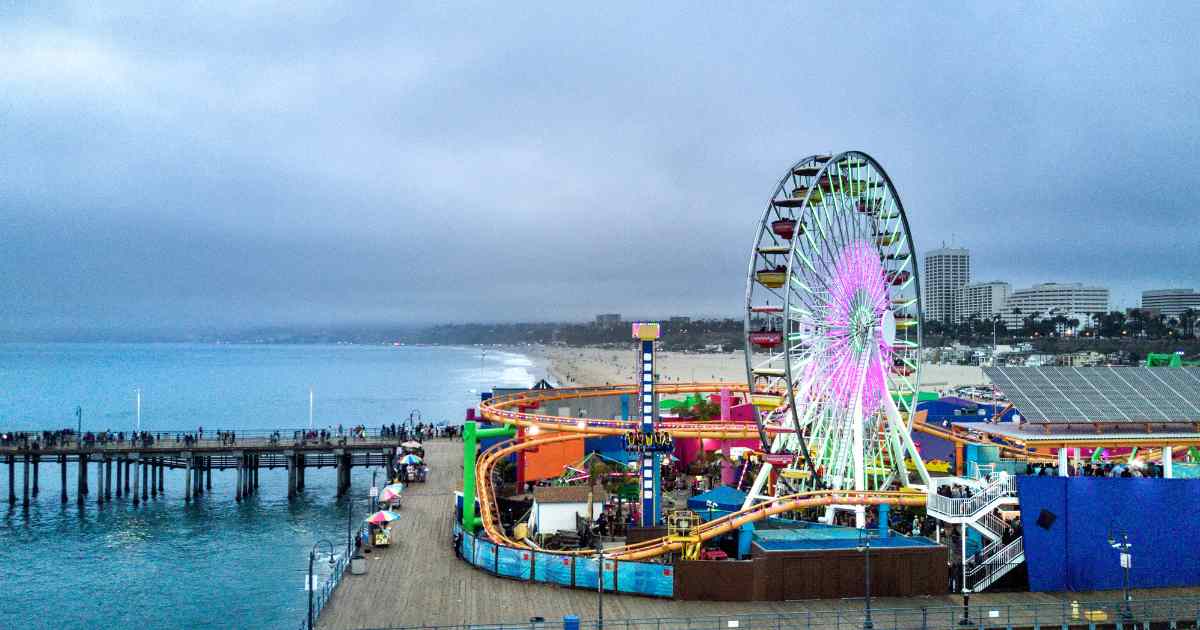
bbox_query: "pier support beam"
[7,456,13,504]
[206,457,212,491]
[96,458,104,505]
[124,459,131,494]
[60,455,67,504]
[142,458,149,501]
[23,455,30,508]
[184,453,193,503]
[77,453,87,505]
[104,458,112,501]
[150,459,157,497]
[286,451,296,500]
[116,457,123,498]
[253,454,259,491]
[32,455,39,497]
[132,455,141,506]
[157,459,164,493]
[236,452,244,502]
[296,454,305,491]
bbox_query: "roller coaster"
[473,383,1050,561]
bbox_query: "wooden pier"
[1,434,399,507]
[316,440,1200,629]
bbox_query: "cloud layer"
[3,2,1197,333]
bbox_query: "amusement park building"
[922,247,970,324]
[1141,288,1200,320]
[999,282,1109,329]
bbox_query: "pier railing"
[302,522,369,630]
[360,596,1200,630]
[0,427,432,453]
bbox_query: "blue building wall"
[1018,476,1200,592]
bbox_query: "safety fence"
[454,525,673,598]
[300,523,370,630]
[363,596,1200,630]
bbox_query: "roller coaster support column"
[1163,446,1173,479]
[633,323,662,528]
[461,421,516,532]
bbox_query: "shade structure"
[400,441,422,448]
[378,484,404,502]
[366,510,401,525]
[398,454,423,465]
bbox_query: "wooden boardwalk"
[317,439,1200,629]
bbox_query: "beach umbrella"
[379,484,404,502]
[366,510,401,525]
[401,441,422,448]
[398,454,423,465]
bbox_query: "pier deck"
[316,440,1200,629]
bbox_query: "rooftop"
[533,485,607,504]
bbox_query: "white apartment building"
[1141,289,1200,320]
[960,281,1010,321]
[999,283,1109,328]
[922,247,970,324]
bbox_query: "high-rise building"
[961,281,1011,321]
[594,313,621,326]
[1000,283,1109,328]
[922,247,970,323]
[1141,289,1200,320]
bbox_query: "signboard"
[624,430,673,453]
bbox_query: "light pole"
[135,387,141,433]
[595,537,605,630]
[856,529,874,630]
[1108,525,1134,622]
[308,539,335,630]
[75,406,83,445]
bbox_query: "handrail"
[967,536,1024,591]
[927,475,1015,518]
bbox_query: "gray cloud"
[2,2,1198,333]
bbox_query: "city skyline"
[2,4,1198,335]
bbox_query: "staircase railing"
[927,475,1015,519]
[967,536,1024,592]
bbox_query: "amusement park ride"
[467,151,1053,574]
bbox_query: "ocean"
[0,343,537,630]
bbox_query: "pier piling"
[157,459,164,493]
[286,451,296,500]
[32,455,39,497]
[124,459,131,494]
[96,458,104,505]
[206,456,212,491]
[7,456,13,504]
[104,458,112,500]
[116,457,123,498]
[236,452,244,502]
[59,455,67,503]
[76,453,86,505]
[23,455,30,508]
[252,454,259,491]
[185,454,193,503]
[132,456,140,506]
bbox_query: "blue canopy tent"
[687,485,747,512]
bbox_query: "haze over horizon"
[3,3,1198,337]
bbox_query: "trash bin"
[350,554,368,575]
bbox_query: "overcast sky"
[2,2,1198,334]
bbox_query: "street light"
[595,537,605,630]
[856,529,875,630]
[1107,525,1134,622]
[308,539,335,630]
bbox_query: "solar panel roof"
[983,367,1200,424]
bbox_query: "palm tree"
[1182,309,1198,338]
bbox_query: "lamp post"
[308,539,335,630]
[75,406,82,445]
[1108,525,1134,622]
[595,537,605,630]
[856,530,874,630]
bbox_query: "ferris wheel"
[743,151,930,503]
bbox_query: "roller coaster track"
[475,383,1059,560]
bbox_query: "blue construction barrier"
[616,561,674,597]
[474,539,497,572]
[453,529,673,597]
[460,531,476,564]
[497,546,532,580]
[1019,476,1200,592]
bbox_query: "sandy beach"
[524,345,989,393]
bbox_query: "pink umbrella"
[366,510,401,525]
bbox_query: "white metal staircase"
[927,472,1024,591]
[966,535,1025,591]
